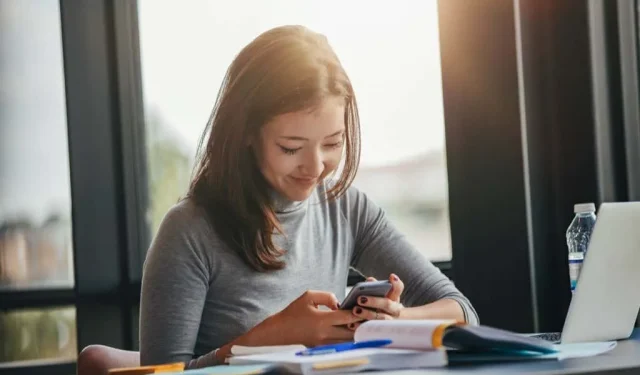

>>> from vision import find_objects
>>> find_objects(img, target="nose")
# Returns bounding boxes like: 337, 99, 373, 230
301, 149, 324, 177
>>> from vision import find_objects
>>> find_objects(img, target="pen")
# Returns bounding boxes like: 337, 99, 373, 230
296, 339, 393, 356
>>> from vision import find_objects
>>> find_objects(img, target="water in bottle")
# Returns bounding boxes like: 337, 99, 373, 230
566, 203, 597, 292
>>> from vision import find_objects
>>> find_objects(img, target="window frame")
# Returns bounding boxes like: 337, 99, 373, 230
618, 0, 640, 201
0, 361, 75, 375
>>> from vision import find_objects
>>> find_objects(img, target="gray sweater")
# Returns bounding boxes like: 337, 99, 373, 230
139, 183, 478, 368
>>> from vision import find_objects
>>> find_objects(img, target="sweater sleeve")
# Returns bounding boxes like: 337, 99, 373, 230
139, 201, 221, 368
346, 187, 479, 325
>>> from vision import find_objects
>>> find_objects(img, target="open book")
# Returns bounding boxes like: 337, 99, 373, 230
356, 320, 616, 362
355, 319, 558, 353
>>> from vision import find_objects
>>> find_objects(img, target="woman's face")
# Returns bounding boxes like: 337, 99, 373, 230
257, 97, 346, 202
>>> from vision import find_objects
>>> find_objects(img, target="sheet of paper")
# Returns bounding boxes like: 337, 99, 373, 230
354, 319, 457, 350
229, 347, 436, 365
231, 344, 306, 356
447, 341, 617, 363
552, 341, 617, 360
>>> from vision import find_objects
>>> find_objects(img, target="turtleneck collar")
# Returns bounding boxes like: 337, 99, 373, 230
269, 187, 309, 214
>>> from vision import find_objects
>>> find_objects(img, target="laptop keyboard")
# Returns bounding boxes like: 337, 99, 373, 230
531, 332, 561, 343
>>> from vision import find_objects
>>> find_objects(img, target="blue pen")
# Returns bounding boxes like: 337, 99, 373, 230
296, 339, 392, 356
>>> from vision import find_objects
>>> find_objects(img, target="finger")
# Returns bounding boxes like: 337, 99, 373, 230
386, 273, 404, 302
358, 296, 403, 317
325, 326, 355, 342
324, 309, 364, 325
302, 290, 339, 310
353, 306, 392, 321
366, 276, 377, 282
347, 321, 363, 331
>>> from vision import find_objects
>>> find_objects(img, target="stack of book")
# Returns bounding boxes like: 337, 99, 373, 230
109, 320, 617, 375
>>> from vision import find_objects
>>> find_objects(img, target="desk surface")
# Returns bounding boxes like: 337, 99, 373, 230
355, 329, 640, 375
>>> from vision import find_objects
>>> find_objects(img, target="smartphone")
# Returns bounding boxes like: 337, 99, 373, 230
340, 280, 392, 310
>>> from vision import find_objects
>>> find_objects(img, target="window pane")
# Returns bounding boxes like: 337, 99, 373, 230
0, 306, 77, 365
0, 2, 75, 288
138, 0, 451, 261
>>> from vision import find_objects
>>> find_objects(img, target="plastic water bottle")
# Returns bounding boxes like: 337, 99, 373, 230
566, 203, 597, 293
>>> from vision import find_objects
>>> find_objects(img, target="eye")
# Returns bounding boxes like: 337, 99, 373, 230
325, 141, 343, 149
279, 146, 300, 155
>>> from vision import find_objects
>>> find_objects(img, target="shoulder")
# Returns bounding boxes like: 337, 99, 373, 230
151, 198, 217, 244
163, 198, 206, 224
145, 198, 221, 271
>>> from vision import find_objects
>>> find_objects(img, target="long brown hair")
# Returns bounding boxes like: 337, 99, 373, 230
188, 25, 361, 272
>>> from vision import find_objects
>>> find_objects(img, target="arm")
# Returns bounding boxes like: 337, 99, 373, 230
347, 188, 479, 325
140, 202, 361, 367
139, 202, 220, 368
398, 297, 467, 321
215, 291, 358, 361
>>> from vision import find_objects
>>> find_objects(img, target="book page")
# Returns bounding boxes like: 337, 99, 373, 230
228, 347, 444, 365
354, 320, 457, 350
230, 344, 306, 356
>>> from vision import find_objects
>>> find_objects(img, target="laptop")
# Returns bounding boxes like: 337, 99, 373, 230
532, 202, 640, 344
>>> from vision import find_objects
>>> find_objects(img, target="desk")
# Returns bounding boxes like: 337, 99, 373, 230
355, 329, 640, 375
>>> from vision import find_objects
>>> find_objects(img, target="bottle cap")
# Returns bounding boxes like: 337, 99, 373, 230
574, 203, 596, 213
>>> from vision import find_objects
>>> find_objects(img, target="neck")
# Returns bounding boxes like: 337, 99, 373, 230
269, 188, 308, 213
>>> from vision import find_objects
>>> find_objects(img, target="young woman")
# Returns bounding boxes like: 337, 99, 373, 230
139, 25, 478, 368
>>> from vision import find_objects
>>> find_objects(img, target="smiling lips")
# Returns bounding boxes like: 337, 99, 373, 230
291, 176, 317, 186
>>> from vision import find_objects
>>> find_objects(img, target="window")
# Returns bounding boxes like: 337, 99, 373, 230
0, 0, 77, 365
0, 0, 74, 291
0, 307, 77, 364
138, 0, 451, 261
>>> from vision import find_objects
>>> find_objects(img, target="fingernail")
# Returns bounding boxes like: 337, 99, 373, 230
355, 307, 363, 314
392, 274, 399, 281
360, 297, 368, 304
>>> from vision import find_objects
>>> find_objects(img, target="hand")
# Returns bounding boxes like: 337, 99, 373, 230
348, 274, 405, 330
248, 290, 362, 348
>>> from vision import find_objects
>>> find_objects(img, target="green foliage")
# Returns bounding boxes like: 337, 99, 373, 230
0, 308, 77, 363
145, 109, 192, 237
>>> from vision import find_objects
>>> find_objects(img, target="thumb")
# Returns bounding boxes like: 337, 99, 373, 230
301, 290, 340, 310
386, 273, 404, 302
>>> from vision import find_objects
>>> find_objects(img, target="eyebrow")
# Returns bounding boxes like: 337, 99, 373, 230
279, 130, 344, 141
